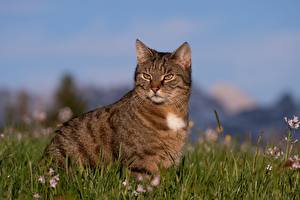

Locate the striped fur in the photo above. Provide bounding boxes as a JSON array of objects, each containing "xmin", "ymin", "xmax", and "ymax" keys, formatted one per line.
[{"xmin": 44, "ymin": 39, "xmax": 192, "ymax": 178}]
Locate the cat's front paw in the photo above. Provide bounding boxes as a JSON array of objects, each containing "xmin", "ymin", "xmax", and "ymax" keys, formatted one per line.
[{"xmin": 150, "ymin": 175, "xmax": 160, "ymax": 187}]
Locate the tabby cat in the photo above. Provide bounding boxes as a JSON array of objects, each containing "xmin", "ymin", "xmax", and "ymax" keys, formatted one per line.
[{"xmin": 44, "ymin": 39, "xmax": 192, "ymax": 185}]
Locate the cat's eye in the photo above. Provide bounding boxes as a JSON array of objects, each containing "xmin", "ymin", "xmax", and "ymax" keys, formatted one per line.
[
  {"xmin": 142, "ymin": 73, "xmax": 152, "ymax": 80},
  {"xmin": 164, "ymin": 74, "xmax": 174, "ymax": 81}
]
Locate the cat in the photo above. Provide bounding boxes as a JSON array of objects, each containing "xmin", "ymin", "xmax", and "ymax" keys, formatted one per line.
[{"xmin": 43, "ymin": 39, "xmax": 192, "ymax": 186}]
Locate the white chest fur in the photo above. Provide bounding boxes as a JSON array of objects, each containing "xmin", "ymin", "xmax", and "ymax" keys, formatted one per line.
[{"xmin": 166, "ymin": 113, "xmax": 186, "ymax": 131}]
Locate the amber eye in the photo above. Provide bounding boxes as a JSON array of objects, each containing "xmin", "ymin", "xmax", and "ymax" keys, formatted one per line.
[
  {"xmin": 164, "ymin": 74, "xmax": 174, "ymax": 81},
  {"xmin": 142, "ymin": 73, "xmax": 152, "ymax": 80}
]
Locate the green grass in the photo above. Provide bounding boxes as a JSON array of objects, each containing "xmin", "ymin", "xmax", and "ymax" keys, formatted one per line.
[{"xmin": 0, "ymin": 134, "xmax": 300, "ymax": 200}]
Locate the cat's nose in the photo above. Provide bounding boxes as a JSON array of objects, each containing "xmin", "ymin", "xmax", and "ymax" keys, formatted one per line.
[{"xmin": 151, "ymin": 86, "xmax": 160, "ymax": 93}]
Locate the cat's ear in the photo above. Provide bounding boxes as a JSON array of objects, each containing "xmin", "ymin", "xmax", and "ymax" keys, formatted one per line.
[
  {"xmin": 171, "ymin": 42, "xmax": 191, "ymax": 70},
  {"xmin": 136, "ymin": 39, "xmax": 154, "ymax": 65}
]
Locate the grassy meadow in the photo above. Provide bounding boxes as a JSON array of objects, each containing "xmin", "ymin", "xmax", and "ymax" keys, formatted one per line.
[{"xmin": 0, "ymin": 125, "xmax": 300, "ymax": 200}]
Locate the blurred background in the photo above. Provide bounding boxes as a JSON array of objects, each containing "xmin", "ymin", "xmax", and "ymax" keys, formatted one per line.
[{"xmin": 1, "ymin": 0, "xmax": 300, "ymax": 142}]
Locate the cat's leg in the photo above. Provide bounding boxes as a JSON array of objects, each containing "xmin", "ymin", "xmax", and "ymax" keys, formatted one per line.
[
  {"xmin": 129, "ymin": 157, "xmax": 161, "ymax": 190},
  {"xmin": 130, "ymin": 172, "xmax": 159, "ymax": 192},
  {"xmin": 150, "ymin": 174, "xmax": 160, "ymax": 187},
  {"xmin": 130, "ymin": 171, "xmax": 151, "ymax": 182}
]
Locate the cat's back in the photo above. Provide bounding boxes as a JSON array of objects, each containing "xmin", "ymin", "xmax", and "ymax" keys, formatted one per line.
[{"xmin": 44, "ymin": 91, "xmax": 133, "ymax": 166}]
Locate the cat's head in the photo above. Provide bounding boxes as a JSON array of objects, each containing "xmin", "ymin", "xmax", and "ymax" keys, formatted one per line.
[{"xmin": 134, "ymin": 39, "xmax": 191, "ymax": 104}]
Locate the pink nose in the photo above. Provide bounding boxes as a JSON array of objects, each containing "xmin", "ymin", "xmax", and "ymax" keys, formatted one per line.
[{"xmin": 151, "ymin": 87, "xmax": 160, "ymax": 93}]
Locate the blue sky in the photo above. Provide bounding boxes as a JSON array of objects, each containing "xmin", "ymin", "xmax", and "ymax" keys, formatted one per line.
[{"xmin": 0, "ymin": 0, "xmax": 300, "ymax": 104}]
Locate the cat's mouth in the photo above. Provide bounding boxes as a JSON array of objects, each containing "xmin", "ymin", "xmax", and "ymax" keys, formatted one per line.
[
  {"xmin": 149, "ymin": 94, "xmax": 165, "ymax": 104},
  {"xmin": 147, "ymin": 90, "xmax": 167, "ymax": 104}
]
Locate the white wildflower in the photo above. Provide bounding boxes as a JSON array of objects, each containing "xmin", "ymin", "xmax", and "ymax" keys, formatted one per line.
[
  {"xmin": 288, "ymin": 155, "xmax": 300, "ymax": 169},
  {"xmin": 53, "ymin": 174, "xmax": 60, "ymax": 181},
  {"xmin": 38, "ymin": 176, "xmax": 45, "ymax": 184},
  {"xmin": 49, "ymin": 178, "xmax": 57, "ymax": 188},
  {"xmin": 0, "ymin": 133, "xmax": 4, "ymax": 138},
  {"xmin": 58, "ymin": 107, "xmax": 73, "ymax": 122},
  {"xmin": 122, "ymin": 179, "xmax": 132, "ymax": 190},
  {"xmin": 136, "ymin": 174, "xmax": 143, "ymax": 182},
  {"xmin": 136, "ymin": 184, "xmax": 146, "ymax": 193},
  {"xmin": 33, "ymin": 110, "xmax": 47, "ymax": 122},
  {"xmin": 292, "ymin": 139, "xmax": 298, "ymax": 144},
  {"xmin": 266, "ymin": 146, "xmax": 283, "ymax": 159},
  {"xmin": 266, "ymin": 164, "xmax": 272, "ymax": 171},
  {"xmin": 292, "ymin": 162, "xmax": 300, "ymax": 169},
  {"xmin": 285, "ymin": 116, "xmax": 300, "ymax": 129},
  {"xmin": 133, "ymin": 190, "xmax": 139, "ymax": 196},
  {"xmin": 122, "ymin": 180, "xmax": 129, "ymax": 187},
  {"xmin": 205, "ymin": 128, "xmax": 218, "ymax": 143},
  {"xmin": 48, "ymin": 168, "xmax": 55, "ymax": 176},
  {"xmin": 49, "ymin": 175, "xmax": 59, "ymax": 188},
  {"xmin": 33, "ymin": 193, "xmax": 40, "ymax": 199},
  {"xmin": 16, "ymin": 133, "xmax": 22, "ymax": 141}
]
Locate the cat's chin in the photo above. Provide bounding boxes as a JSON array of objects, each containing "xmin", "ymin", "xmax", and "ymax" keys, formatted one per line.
[{"xmin": 150, "ymin": 96, "xmax": 165, "ymax": 104}]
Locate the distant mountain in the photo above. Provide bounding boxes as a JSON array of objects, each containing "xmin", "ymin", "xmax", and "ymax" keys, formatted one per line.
[
  {"xmin": 223, "ymin": 93, "xmax": 300, "ymax": 142},
  {"xmin": 210, "ymin": 83, "xmax": 256, "ymax": 114}
]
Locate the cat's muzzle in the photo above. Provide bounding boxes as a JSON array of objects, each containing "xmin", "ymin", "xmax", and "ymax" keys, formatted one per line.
[{"xmin": 148, "ymin": 90, "xmax": 166, "ymax": 104}]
